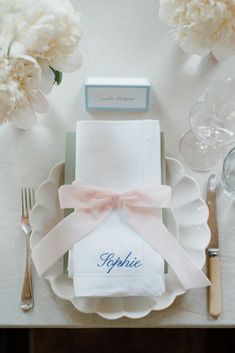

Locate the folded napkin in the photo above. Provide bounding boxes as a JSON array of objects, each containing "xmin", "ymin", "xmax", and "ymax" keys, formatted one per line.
[
  {"xmin": 69, "ymin": 120, "xmax": 165, "ymax": 297},
  {"xmin": 31, "ymin": 120, "xmax": 210, "ymax": 293}
]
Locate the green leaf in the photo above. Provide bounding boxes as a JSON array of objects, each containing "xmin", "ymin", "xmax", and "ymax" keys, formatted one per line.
[{"xmin": 50, "ymin": 67, "xmax": 63, "ymax": 86}]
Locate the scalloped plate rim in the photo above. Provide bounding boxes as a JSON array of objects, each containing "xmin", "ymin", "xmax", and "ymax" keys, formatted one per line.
[{"xmin": 30, "ymin": 157, "xmax": 210, "ymax": 320}]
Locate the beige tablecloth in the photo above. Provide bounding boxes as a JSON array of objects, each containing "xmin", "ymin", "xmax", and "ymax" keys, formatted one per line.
[{"xmin": 0, "ymin": 0, "xmax": 235, "ymax": 327}]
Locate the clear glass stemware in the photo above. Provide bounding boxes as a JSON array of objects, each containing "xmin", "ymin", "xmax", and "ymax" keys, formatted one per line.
[{"xmin": 180, "ymin": 78, "xmax": 235, "ymax": 172}]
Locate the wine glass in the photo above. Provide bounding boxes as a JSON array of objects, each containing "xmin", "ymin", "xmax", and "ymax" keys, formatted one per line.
[{"xmin": 179, "ymin": 78, "xmax": 235, "ymax": 172}]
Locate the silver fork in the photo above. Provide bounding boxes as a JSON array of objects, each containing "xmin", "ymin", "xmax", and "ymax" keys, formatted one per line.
[{"xmin": 20, "ymin": 187, "xmax": 35, "ymax": 311}]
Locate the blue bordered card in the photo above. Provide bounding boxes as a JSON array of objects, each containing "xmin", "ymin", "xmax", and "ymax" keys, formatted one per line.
[{"xmin": 85, "ymin": 77, "xmax": 151, "ymax": 112}]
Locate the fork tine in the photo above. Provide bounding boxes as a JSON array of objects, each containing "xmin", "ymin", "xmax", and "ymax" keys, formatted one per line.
[
  {"xmin": 29, "ymin": 188, "xmax": 35, "ymax": 211},
  {"xmin": 24, "ymin": 187, "xmax": 29, "ymax": 217},
  {"xmin": 21, "ymin": 188, "xmax": 25, "ymax": 217},
  {"xmin": 27, "ymin": 188, "xmax": 31, "ymax": 214},
  {"xmin": 32, "ymin": 188, "xmax": 35, "ymax": 208},
  {"xmin": 21, "ymin": 187, "xmax": 35, "ymax": 217},
  {"xmin": 28, "ymin": 188, "xmax": 32, "ymax": 210}
]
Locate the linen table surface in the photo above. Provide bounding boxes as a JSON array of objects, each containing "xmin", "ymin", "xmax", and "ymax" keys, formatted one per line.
[{"xmin": 0, "ymin": 0, "xmax": 235, "ymax": 327}]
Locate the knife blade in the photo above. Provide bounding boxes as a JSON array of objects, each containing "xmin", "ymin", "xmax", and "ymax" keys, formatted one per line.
[{"xmin": 206, "ymin": 174, "xmax": 222, "ymax": 319}]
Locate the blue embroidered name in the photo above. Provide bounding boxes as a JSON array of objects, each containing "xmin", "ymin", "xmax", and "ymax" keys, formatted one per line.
[{"xmin": 97, "ymin": 252, "xmax": 142, "ymax": 274}]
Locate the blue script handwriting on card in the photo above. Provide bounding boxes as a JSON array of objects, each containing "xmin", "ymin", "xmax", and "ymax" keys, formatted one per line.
[{"xmin": 97, "ymin": 252, "xmax": 142, "ymax": 274}]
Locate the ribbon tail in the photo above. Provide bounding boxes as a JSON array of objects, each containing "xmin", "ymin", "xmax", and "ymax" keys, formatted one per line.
[
  {"xmin": 122, "ymin": 208, "xmax": 210, "ymax": 290},
  {"xmin": 32, "ymin": 209, "xmax": 111, "ymax": 277}
]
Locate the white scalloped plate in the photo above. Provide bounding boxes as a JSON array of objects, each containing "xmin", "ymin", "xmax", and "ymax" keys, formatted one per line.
[{"xmin": 30, "ymin": 157, "xmax": 210, "ymax": 320}]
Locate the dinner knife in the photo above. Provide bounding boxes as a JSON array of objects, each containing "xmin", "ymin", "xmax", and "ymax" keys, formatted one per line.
[{"xmin": 206, "ymin": 174, "xmax": 222, "ymax": 319}]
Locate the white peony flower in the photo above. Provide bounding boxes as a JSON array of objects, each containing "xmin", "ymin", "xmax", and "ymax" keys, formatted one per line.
[
  {"xmin": 10, "ymin": 0, "xmax": 83, "ymax": 73},
  {"xmin": 0, "ymin": 0, "xmax": 82, "ymax": 128},
  {"xmin": 159, "ymin": 0, "xmax": 235, "ymax": 60},
  {"xmin": 0, "ymin": 54, "xmax": 48, "ymax": 128}
]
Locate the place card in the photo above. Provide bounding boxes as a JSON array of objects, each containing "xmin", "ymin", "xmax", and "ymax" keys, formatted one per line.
[{"xmin": 85, "ymin": 77, "xmax": 151, "ymax": 112}]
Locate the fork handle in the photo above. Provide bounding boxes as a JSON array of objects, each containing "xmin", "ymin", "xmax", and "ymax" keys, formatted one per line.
[{"xmin": 20, "ymin": 235, "xmax": 34, "ymax": 311}]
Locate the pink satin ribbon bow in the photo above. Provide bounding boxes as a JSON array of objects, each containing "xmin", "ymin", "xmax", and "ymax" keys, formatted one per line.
[{"xmin": 32, "ymin": 182, "xmax": 210, "ymax": 290}]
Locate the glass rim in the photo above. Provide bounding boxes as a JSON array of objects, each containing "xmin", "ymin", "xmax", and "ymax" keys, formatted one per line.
[{"xmin": 222, "ymin": 147, "xmax": 235, "ymax": 190}]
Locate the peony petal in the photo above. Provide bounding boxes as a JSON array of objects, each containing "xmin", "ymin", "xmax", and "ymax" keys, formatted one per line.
[
  {"xmin": 179, "ymin": 38, "xmax": 211, "ymax": 57},
  {"xmin": 11, "ymin": 54, "xmax": 42, "ymax": 86},
  {"xmin": 10, "ymin": 41, "xmax": 26, "ymax": 56},
  {"xmin": 29, "ymin": 90, "xmax": 49, "ymax": 114},
  {"xmin": 50, "ymin": 49, "xmax": 83, "ymax": 73},
  {"xmin": 14, "ymin": 54, "xmax": 39, "ymax": 66},
  {"xmin": 38, "ymin": 65, "xmax": 55, "ymax": 94},
  {"xmin": 212, "ymin": 44, "xmax": 235, "ymax": 62},
  {"xmin": 11, "ymin": 109, "xmax": 37, "ymax": 130},
  {"xmin": 0, "ymin": 90, "xmax": 11, "ymax": 124}
]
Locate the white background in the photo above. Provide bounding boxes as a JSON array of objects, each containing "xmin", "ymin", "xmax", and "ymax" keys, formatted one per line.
[{"xmin": 1, "ymin": 0, "xmax": 235, "ymax": 327}]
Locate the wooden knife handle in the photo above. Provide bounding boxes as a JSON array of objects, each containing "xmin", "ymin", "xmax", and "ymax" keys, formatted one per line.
[{"xmin": 208, "ymin": 256, "xmax": 222, "ymax": 319}]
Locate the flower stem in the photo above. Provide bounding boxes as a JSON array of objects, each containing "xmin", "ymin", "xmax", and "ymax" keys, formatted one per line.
[{"xmin": 7, "ymin": 39, "xmax": 14, "ymax": 56}]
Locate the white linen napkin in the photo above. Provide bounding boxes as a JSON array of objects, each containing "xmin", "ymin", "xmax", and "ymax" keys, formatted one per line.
[{"xmin": 69, "ymin": 120, "xmax": 165, "ymax": 297}]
